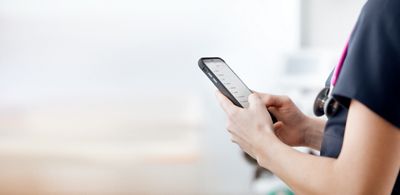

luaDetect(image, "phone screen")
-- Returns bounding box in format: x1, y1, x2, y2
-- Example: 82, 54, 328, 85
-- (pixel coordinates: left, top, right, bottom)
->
203, 58, 252, 108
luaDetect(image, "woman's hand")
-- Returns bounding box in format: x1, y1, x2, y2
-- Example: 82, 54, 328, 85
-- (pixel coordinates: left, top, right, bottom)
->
216, 91, 278, 160
256, 92, 326, 150
254, 92, 310, 147
217, 91, 326, 152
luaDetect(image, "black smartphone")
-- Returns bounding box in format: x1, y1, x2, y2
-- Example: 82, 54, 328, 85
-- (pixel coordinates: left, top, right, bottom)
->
198, 57, 277, 122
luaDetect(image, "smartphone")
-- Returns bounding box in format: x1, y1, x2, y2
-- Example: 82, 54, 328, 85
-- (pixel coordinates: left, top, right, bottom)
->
198, 57, 276, 122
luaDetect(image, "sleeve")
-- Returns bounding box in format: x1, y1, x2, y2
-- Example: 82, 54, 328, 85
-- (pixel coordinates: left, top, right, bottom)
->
332, 0, 400, 128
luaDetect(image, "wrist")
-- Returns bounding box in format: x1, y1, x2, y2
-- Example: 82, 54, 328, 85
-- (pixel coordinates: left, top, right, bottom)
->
299, 116, 314, 146
255, 126, 280, 168
302, 117, 326, 150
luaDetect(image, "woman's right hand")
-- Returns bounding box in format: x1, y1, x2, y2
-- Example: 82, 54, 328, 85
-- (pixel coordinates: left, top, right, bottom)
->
255, 92, 325, 149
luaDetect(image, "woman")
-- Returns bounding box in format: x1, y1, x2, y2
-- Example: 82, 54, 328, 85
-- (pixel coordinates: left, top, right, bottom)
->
216, 0, 400, 194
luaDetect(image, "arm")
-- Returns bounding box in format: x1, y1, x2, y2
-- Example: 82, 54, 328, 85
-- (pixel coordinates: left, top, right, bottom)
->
260, 100, 400, 194
217, 93, 400, 194
302, 117, 326, 150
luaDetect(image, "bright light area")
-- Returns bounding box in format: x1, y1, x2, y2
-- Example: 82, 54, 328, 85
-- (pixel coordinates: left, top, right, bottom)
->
0, 0, 364, 194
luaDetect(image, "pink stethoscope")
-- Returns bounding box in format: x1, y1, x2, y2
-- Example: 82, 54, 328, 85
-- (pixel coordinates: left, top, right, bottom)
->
313, 42, 349, 117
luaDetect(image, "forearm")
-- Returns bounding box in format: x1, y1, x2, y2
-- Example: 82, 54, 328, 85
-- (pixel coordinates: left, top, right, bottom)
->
302, 117, 326, 150
257, 138, 341, 195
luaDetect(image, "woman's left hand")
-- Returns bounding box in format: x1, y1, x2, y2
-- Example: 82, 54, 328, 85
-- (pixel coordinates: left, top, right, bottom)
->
216, 91, 278, 161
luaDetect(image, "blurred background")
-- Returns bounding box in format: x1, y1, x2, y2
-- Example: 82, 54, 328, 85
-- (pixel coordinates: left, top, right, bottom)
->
0, 0, 365, 194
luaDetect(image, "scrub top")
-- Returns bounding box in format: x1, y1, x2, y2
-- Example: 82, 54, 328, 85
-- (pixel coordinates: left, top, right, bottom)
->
320, 0, 400, 194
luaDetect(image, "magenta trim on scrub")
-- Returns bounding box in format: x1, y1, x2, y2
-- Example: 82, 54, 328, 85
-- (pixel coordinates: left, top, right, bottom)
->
332, 42, 349, 86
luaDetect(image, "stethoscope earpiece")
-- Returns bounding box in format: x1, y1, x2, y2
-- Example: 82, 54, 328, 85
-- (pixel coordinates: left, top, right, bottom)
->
313, 87, 341, 118
313, 87, 330, 117
324, 96, 341, 117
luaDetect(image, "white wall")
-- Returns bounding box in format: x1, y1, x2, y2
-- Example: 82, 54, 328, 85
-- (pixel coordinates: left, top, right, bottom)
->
301, 0, 366, 49
0, 0, 301, 194
0, 0, 300, 103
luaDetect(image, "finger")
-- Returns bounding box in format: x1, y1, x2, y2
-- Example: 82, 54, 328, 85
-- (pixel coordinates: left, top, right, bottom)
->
231, 137, 238, 144
258, 93, 287, 107
215, 91, 240, 114
226, 125, 240, 138
274, 128, 282, 140
226, 127, 238, 136
273, 121, 283, 130
229, 133, 239, 144
267, 106, 281, 120
248, 93, 263, 109
230, 134, 246, 148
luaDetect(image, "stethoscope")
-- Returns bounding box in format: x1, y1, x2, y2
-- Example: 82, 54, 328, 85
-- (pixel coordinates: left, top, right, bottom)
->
313, 43, 349, 118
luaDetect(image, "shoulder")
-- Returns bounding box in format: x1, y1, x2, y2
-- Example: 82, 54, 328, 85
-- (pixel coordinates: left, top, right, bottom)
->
332, 0, 400, 129
362, 0, 400, 21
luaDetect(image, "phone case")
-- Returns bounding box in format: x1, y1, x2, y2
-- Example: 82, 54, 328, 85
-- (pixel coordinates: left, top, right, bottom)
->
198, 57, 277, 123
198, 57, 243, 107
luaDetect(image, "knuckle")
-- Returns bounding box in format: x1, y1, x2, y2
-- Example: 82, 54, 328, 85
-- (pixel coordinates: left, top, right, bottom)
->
226, 127, 233, 133
264, 96, 273, 105
265, 95, 272, 102
283, 95, 290, 101
282, 95, 291, 103
231, 138, 237, 144
226, 122, 234, 131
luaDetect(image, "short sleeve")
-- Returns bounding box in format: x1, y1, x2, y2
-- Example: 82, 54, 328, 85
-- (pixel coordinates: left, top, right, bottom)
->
332, 0, 400, 128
